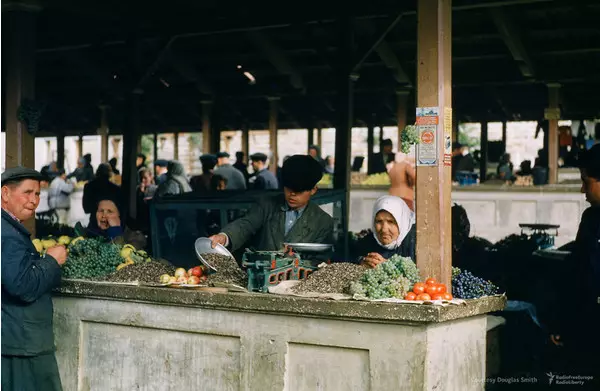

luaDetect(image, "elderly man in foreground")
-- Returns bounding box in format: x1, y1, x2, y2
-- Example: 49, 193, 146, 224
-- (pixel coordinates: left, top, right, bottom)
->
1, 167, 67, 391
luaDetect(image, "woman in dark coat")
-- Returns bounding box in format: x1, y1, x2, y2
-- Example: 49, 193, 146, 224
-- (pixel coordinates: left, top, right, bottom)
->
353, 195, 416, 267
85, 197, 146, 250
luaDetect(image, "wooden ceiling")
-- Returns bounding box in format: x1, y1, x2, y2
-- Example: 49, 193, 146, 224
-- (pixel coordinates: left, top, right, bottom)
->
4, 0, 600, 134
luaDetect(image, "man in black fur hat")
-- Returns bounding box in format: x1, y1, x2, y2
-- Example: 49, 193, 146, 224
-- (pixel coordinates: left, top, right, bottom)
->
209, 155, 333, 251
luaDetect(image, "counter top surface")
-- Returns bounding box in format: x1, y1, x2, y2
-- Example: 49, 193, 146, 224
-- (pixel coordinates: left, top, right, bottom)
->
55, 279, 506, 324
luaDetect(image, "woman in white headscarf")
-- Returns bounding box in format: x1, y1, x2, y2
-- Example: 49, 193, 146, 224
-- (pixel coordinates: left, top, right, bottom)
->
354, 195, 416, 268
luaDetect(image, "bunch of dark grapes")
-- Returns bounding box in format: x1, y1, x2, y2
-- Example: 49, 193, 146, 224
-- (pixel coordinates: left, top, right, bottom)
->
451, 267, 499, 299
63, 238, 123, 279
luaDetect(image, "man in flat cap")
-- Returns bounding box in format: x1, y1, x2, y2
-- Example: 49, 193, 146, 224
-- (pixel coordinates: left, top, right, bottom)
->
249, 152, 278, 190
1, 167, 66, 391
214, 151, 247, 190
209, 154, 333, 251
154, 159, 169, 185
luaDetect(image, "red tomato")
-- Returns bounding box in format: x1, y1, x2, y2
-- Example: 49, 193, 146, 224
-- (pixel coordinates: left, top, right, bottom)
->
425, 285, 439, 295
437, 284, 447, 294
425, 277, 437, 286
432, 294, 444, 300
413, 283, 426, 294
417, 293, 431, 301
442, 292, 453, 300
404, 292, 417, 301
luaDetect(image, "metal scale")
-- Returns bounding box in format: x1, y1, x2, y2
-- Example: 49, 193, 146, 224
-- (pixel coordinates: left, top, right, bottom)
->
518, 223, 560, 250
242, 243, 333, 292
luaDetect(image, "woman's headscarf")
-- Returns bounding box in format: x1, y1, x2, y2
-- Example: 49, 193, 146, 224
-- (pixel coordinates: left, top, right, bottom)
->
372, 195, 415, 250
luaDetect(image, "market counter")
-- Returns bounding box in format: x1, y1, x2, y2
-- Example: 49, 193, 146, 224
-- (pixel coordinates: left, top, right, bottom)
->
53, 280, 506, 391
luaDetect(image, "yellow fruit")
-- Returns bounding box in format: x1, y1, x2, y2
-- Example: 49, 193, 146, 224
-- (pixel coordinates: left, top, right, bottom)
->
116, 263, 128, 270
120, 247, 133, 259
41, 239, 57, 249
136, 250, 147, 257
69, 237, 84, 246
159, 274, 171, 284
32, 239, 44, 253
125, 258, 135, 265
123, 244, 135, 251
58, 236, 71, 245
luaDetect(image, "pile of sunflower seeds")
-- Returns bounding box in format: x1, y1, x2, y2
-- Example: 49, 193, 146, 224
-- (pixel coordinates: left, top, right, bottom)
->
101, 261, 175, 284
291, 263, 367, 294
202, 253, 248, 286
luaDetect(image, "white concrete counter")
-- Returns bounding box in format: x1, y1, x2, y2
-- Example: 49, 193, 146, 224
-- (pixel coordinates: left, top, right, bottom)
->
53, 281, 505, 391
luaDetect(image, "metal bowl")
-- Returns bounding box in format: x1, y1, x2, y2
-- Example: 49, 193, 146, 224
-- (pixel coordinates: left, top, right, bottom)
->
194, 237, 234, 272
283, 243, 334, 253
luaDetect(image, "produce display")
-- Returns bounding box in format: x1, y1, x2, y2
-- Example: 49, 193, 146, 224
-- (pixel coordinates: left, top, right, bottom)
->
361, 173, 391, 186
62, 238, 123, 279
158, 266, 207, 285
400, 125, 419, 154
451, 267, 499, 299
203, 253, 248, 286
404, 278, 452, 301
291, 263, 367, 294
101, 262, 176, 284
32, 234, 154, 280
349, 256, 420, 299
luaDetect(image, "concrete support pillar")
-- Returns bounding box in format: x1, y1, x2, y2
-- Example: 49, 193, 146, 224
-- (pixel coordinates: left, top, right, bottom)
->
241, 123, 249, 158
268, 97, 280, 173
480, 121, 489, 182
547, 83, 560, 185
201, 100, 213, 154
367, 121, 375, 173
502, 121, 507, 153
317, 128, 323, 148
174, 131, 180, 160
415, 0, 452, 287
77, 135, 83, 159
307, 126, 314, 148
98, 105, 109, 163
57, 133, 65, 170
396, 91, 409, 145
4, 2, 39, 173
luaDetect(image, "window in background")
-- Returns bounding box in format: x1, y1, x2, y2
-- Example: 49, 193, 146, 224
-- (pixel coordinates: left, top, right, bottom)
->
157, 133, 175, 161
506, 122, 543, 167
277, 129, 308, 166
180, 132, 203, 176
320, 128, 336, 161
108, 135, 124, 174
140, 134, 155, 169
220, 130, 242, 158
382, 126, 400, 154
248, 130, 270, 161
351, 127, 368, 173
82, 135, 101, 170
34, 137, 57, 171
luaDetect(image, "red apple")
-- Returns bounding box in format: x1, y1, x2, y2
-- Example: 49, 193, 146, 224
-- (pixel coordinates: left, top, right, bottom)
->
191, 266, 203, 278
187, 276, 200, 285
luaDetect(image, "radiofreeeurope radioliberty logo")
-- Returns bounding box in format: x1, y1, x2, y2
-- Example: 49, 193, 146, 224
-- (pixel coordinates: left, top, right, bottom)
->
546, 372, 594, 386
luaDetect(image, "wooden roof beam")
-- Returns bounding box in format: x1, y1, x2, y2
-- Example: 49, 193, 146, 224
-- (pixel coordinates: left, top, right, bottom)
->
247, 30, 306, 93
355, 19, 412, 87
490, 7, 535, 78
168, 51, 214, 96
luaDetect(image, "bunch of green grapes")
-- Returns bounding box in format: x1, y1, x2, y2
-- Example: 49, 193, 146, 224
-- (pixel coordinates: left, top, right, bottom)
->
63, 238, 123, 279
349, 261, 411, 299
388, 255, 421, 286
400, 125, 419, 154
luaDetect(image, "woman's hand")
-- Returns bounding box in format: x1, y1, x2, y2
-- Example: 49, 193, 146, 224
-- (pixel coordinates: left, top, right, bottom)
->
360, 252, 387, 268
107, 215, 121, 227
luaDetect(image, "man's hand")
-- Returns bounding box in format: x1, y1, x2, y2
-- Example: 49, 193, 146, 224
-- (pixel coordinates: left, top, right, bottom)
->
360, 252, 386, 268
46, 245, 67, 266
209, 233, 227, 248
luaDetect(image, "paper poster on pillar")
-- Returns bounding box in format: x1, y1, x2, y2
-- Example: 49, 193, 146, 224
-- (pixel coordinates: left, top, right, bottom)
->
443, 107, 452, 167
416, 107, 439, 166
